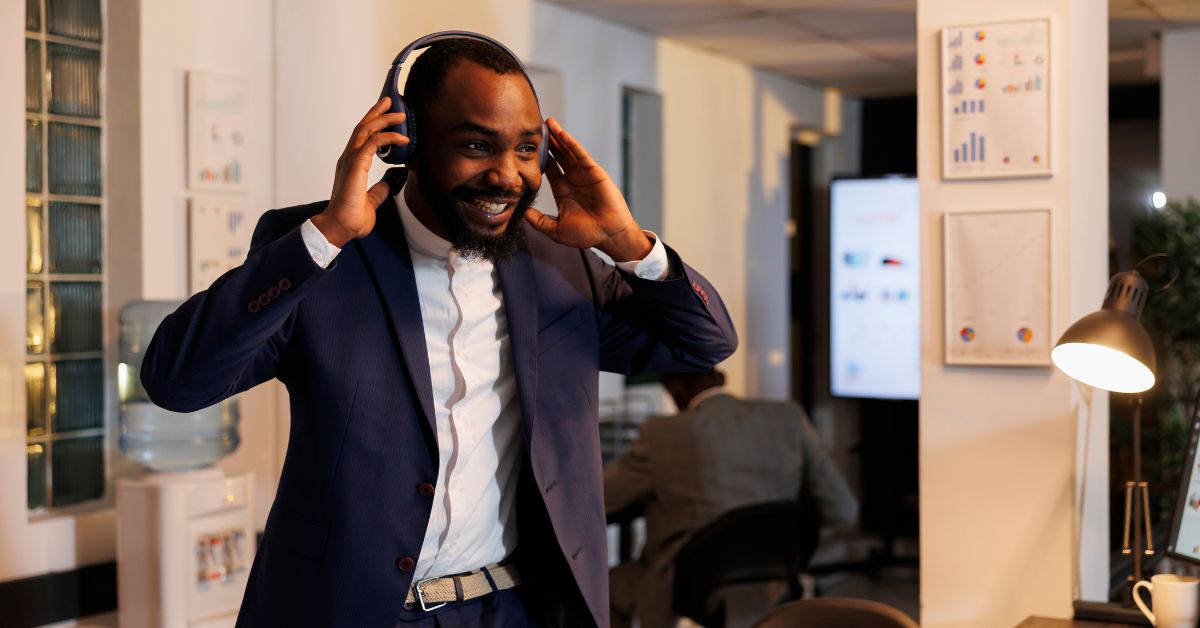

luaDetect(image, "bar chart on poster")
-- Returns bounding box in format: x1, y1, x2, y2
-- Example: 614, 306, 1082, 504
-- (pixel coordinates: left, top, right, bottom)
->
941, 19, 1050, 179
188, 198, 252, 294
187, 71, 249, 192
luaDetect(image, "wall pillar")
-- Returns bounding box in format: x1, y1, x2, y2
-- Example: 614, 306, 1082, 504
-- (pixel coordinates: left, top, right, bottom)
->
917, 1, 1109, 625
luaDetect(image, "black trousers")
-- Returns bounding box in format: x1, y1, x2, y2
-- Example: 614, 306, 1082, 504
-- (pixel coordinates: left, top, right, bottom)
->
395, 588, 542, 628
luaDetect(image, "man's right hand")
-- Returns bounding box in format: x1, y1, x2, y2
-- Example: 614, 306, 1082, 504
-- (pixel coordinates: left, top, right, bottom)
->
311, 97, 409, 247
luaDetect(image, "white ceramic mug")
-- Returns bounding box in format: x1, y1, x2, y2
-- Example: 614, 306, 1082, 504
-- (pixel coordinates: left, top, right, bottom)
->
1133, 573, 1200, 627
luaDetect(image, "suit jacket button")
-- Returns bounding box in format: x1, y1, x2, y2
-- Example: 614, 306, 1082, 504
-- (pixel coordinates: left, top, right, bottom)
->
279, 278, 291, 291
268, 286, 281, 298
396, 556, 415, 571
247, 301, 260, 313
257, 294, 271, 306
417, 483, 435, 497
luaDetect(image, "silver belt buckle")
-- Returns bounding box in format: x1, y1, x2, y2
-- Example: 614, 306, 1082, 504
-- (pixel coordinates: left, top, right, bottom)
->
415, 576, 448, 612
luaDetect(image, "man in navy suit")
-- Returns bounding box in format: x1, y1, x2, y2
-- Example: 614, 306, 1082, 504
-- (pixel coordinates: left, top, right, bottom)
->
142, 38, 735, 627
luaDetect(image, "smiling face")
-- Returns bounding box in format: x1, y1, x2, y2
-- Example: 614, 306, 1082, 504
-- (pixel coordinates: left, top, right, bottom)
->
406, 59, 543, 262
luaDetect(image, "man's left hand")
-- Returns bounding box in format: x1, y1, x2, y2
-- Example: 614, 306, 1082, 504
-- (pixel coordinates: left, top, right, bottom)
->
524, 118, 653, 262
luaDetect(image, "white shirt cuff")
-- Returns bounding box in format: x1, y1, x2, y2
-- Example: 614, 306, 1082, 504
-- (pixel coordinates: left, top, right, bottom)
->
615, 231, 669, 281
301, 219, 342, 269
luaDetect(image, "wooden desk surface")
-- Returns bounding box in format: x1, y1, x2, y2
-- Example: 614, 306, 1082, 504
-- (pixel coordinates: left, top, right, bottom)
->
1017, 617, 1145, 628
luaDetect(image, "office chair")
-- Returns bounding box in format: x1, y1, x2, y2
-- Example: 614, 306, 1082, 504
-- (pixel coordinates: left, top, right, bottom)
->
752, 597, 919, 628
672, 501, 820, 628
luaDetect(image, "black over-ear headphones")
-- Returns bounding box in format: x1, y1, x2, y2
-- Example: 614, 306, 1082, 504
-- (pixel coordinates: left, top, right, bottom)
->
375, 30, 549, 172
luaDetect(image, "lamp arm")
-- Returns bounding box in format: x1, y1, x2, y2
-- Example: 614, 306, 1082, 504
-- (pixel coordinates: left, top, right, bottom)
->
1132, 253, 1180, 296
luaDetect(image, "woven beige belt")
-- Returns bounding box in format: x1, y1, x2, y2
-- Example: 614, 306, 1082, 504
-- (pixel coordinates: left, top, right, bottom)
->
404, 563, 520, 612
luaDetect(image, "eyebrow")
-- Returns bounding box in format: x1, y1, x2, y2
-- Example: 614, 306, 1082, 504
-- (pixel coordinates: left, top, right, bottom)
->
452, 121, 543, 138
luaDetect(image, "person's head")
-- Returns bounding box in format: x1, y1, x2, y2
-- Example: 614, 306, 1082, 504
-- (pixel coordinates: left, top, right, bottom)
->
402, 39, 543, 262
660, 368, 726, 411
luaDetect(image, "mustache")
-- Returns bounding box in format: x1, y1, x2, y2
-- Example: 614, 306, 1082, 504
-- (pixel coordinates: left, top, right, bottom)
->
454, 186, 526, 203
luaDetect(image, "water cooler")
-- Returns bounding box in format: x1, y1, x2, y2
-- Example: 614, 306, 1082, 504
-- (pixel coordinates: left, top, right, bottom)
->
116, 301, 254, 628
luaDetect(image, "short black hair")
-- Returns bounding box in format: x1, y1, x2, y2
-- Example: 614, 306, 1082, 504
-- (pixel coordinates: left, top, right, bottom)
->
403, 38, 537, 122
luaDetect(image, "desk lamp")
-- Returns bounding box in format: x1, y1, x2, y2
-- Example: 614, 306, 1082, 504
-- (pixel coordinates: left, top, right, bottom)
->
1052, 254, 1173, 595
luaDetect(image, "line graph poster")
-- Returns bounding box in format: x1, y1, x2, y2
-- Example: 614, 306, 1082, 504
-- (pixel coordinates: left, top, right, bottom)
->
941, 19, 1050, 179
944, 209, 1052, 366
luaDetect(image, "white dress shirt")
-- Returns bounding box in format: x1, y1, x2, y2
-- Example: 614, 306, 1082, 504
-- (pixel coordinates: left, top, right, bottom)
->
299, 194, 669, 578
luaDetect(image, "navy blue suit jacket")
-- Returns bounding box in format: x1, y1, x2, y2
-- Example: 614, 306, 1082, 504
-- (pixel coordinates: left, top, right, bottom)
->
141, 186, 737, 627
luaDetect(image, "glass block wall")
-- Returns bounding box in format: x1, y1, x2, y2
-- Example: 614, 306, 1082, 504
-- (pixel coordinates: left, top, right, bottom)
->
26, 0, 105, 511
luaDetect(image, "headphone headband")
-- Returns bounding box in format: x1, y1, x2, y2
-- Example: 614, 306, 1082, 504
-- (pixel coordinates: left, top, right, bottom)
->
390, 30, 527, 71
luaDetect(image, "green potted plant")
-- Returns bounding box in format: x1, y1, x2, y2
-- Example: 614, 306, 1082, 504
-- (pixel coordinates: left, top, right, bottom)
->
1132, 197, 1200, 519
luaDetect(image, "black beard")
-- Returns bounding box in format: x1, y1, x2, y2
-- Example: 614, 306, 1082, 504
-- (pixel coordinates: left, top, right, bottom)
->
415, 163, 536, 263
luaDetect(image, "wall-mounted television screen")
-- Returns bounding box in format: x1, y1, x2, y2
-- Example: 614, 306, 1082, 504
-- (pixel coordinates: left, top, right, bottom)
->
829, 176, 921, 401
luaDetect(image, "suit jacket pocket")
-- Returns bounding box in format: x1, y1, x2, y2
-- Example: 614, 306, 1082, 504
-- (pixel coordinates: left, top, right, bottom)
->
538, 306, 583, 355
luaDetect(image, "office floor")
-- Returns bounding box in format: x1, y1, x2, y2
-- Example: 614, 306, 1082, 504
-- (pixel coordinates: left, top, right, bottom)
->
806, 532, 921, 623
817, 565, 921, 623
42, 612, 117, 627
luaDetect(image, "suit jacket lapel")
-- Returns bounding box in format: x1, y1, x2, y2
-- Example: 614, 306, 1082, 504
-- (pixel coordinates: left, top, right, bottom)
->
354, 194, 438, 436
496, 243, 539, 442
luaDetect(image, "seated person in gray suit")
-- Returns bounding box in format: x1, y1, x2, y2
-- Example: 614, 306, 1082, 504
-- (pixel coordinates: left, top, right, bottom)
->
603, 368, 859, 628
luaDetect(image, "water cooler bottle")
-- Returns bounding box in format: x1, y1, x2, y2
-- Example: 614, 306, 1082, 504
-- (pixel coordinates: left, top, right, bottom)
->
116, 301, 254, 628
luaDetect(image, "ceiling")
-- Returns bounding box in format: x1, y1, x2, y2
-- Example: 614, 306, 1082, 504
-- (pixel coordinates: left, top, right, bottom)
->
540, 0, 1200, 97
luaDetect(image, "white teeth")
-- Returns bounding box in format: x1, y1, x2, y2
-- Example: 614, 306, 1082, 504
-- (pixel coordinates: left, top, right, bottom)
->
471, 199, 508, 215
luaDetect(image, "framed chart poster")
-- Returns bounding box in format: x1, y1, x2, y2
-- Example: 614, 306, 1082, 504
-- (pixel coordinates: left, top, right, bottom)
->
943, 209, 1053, 366
188, 197, 253, 293
941, 19, 1050, 180
187, 71, 248, 192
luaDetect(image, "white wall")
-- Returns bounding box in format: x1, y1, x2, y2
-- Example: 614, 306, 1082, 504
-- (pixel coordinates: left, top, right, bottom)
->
1162, 28, 1200, 202
660, 46, 860, 400
917, 1, 1109, 626
273, 0, 859, 401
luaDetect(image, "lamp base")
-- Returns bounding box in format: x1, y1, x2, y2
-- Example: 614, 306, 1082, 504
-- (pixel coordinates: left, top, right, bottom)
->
1072, 600, 1151, 626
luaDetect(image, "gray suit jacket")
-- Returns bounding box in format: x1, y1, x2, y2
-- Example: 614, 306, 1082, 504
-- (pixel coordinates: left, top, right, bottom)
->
603, 392, 858, 627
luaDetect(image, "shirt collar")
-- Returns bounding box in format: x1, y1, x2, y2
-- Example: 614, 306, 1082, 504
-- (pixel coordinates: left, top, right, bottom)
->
688, 386, 728, 410
396, 188, 453, 260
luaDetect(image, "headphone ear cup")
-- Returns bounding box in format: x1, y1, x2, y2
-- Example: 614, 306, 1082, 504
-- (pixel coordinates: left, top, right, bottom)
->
405, 104, 417, 164
538, 120, 549, 173
376, 65, 411, 165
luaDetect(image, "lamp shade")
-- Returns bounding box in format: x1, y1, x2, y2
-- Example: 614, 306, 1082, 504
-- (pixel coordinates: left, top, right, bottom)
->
1051, 271, 1157, 393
